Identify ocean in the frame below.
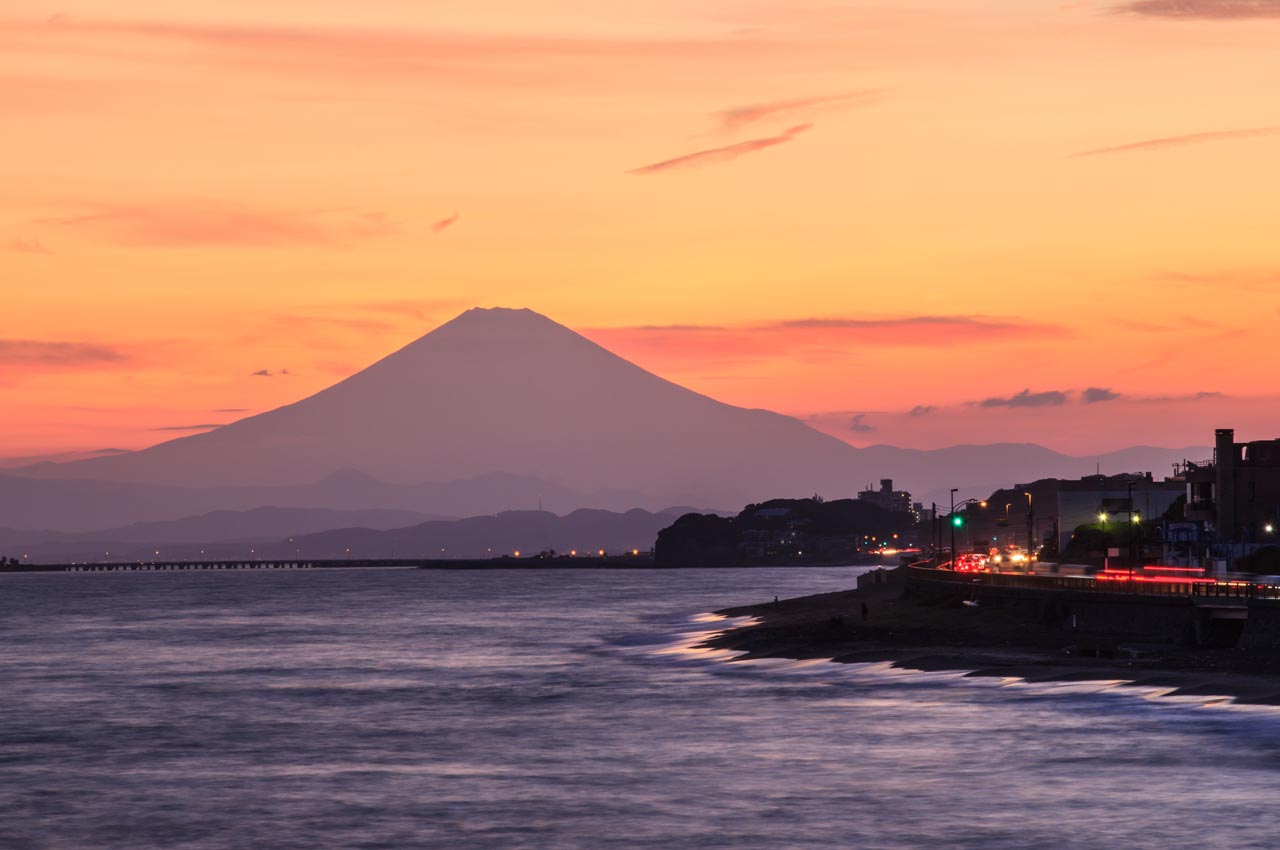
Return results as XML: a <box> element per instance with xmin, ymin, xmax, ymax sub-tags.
<box><xmin>3</xmin><ymin>566</ymin><xmax>1279</xmax><ymax>849</ymax></box>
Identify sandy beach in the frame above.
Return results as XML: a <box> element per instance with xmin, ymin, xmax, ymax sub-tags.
<box><xmin>709</xmin><ymin>568</ymin><xmax>1280</xmax><ymax>705</ymax></box>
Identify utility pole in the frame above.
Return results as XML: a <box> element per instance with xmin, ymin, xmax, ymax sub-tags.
<box><xmin>1024</xmin><ymin>491</ymin><xmax>1034</xmax><ymax>554</ymax></box>
<box><xmin>1127</xmin><ymin>480</ymin><xmax>1137</xmax><ymax>572</ymax></box>
<box><xmin>949</xmin><ymin>488</ymin><xmax>958</xmax><ymax>567</ymax></box>
<box><xmin>931</xmin><ymin>502</ymin><xmax>939</xmax><ymax>567</ymax></box>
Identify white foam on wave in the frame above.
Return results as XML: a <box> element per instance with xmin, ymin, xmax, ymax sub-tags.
<box><xmin>639</xmin><ymin>611</ymin><xmax>1280</xmax><ymax>717</ymax></box>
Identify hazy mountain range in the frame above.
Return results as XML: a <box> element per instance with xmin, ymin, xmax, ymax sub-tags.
<box><xmin>0</xmin><ymin>506</ymin><xmax>691</xmax><ymax>564</ymax></box>
<box><xmin>5</xmin><ymin>307</ymin><xmax>1206</xmax><ymax>539</ymax></box>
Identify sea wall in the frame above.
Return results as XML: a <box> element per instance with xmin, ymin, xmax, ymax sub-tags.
<box><xmin>1240</xmin><ymin>599</ymin><xmax>1280</xmax><ymax>649</ymax></box>
<box><xmin>907</xmin><ymin>569</ymin><xmax>1198</xmax><ymax>645</ymax></box>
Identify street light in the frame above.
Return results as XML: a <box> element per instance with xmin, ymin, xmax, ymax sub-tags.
<box><xmin>950</xmin><ymin>488</ymin><xmax>959</xmax><ymax>567</ymax></box>
<box><xmin>1023</xmin><ymin>491</ymin><xmax>1035</xmax><ymax>553</ymax></box>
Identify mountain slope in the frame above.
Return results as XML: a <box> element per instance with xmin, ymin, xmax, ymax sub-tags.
<box><xmin>27</xmin><ymin>308</ymin><xmax>871</xmax><ymax>507</ymax></box>
<box><xmin>18</xmin><ymin>307</ymin><xmax>1207</xmax><ymax>528</ymax></box>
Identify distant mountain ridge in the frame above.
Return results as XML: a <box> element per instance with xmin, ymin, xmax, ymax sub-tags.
<box><xmin>9</xmin><ymin>307</ymin><xmax>1208</xmax><ymax>531</ymax></box>
<box><xmin>3</xmin><ymin>507</ymin><xmax>689</xmax><ymax>564</ymax></box>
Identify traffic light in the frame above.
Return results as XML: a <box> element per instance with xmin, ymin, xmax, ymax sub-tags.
<box><xmin>952</xmin><ymin>514</ymin><xmax>964</xmax><ymax>528</ymax></box>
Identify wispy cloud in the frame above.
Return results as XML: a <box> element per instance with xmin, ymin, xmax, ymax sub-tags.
<box><xmin>778</xmin><ymin>316</ymin><xmax>1048</xmax><ymax>334</ymax></box>
<box><xmin>583</xmin><ymin>315</ymin><xmax>1063</xmax><ymax>372</ymax></box>
<box><xmin>1070</xmin><ymin>126</ymin><xmax>1280</xmax><ymax>157</ymax></box>
<box><xmin>250</xmin><ymin>369</ymin><xmax>274</xmax><ymax>377</ymax></box>
<box><xmin>0</xmin><ymin>339</ymin><xmax>126</xmax><ymax>367</ymax></box>
<box><xmin>586</xmin><ymin>315</ymin><xmax>1062</xmax><ymax>366</ymax></box>
<box><xmin>37</xmin><ymin>203</ymin><xmax>395</xmax><ymax>248</ymax></box>
<box><xmin>432</xmin><ymin>212</ymin><xmax>459</xmax><ymax>234</ymax></box>
<box><xmin>8</xmin><ymin>236</ymin><xmax>53</xmax><ymax>254</ymax></box>
<box><xmin>628</xmin><ymin>124</ymin><xmax>812</xmax><ymax>175</ymax></box>
<box><xmin>908</xmin><ymin>404</ymin><xmax>937</xmax><ymax>417</ymax></box>
<box><xmin>716</xmin><ymin>90</ymin><xmax>884</xmax><ymax>133</ymax></box>
<box><xmin>3</xmin><ymin>16</ymin><xmax>804</xmax><ymax>88</ymax></box>
<box><xmin>1112</xmin><ymin>0</ymin><xmax>1280</xmax><ymax>19</ymax></box>
<box><xmin>212</xmin><ymin>408</ymin><xmax>250</xmax><ymax>413</ymax></box>
<box><xmin>1156</xmin><ymin>268</ymin><xmax>1280</xmax><ymax>292</ymax></box>
<box><xmin>1082</xmin><ymin>387</ymin><xmax>1121</xmax><ymax>403</ymax></box>
<box><xmin>849</xmin><ymin>413</ymin><xmax>876</xmax><ymax>433</ymax></box>
<box><xmin>150</xmin><ymin>423</ymin><xmax>225</xmax><ymax>432</ymax></box>
<box><xmin>1135</xmin><ymin>390</ymin><xmax>1224</xmax><ymax>403</ymax></box>
<box><xmin>268</xmin><ymin>314</ymin><xmax>393</xmax><ymax>333</ymax></box>
<box><xmin>978</xmin><ymin>389</ymin><xmax>1069</xmax><ymax>408</ymax></box>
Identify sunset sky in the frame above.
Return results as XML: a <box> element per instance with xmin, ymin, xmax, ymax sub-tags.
<box><xmin>4</xmin><ymin>0</ymin><xmax>1280</xmax><ymax>460</ymax></box>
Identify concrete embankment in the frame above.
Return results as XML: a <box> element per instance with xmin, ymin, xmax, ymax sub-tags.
<box><xmin>708</xmin><ymin>566</ymin><xmax>1280</xmax><ymax>701</ymax></box>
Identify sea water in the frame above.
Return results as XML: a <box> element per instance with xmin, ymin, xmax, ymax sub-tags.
<box><xmin>3</xmin><ymin>567</ymin><xmax>1279</xmax><ymax>849</ymax></box>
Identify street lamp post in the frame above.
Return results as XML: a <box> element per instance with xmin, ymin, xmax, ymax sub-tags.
<box><xmin>1024</xmin><ymin>491</ymin><xmax>1034</xmax><ymax>554</ymax></box>
<box><xmin>931</xmin><ymin>502</ymin><xmax>940</xmax><ymax>567</ymax></box>
<box><xmin>950</xmin><ymin>488</ymin><xmax>958</xmax><ymax>567</ymax></box>
<box><xmin>1127</xmin><ymin>481</ymin><xmax>1137</xmax><ymax>572</ymax></box>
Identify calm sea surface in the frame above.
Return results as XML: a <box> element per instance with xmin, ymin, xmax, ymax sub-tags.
<box><xmin>3</xmin><ymin>567</ymin><xmax>1280</xmax><ymax>850</ymax></box>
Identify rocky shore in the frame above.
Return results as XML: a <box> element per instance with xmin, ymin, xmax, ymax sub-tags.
<box><xmin>708</xmin><ymin>567</ymin><xmax>1280</xmax><ymax>705</ymax></box>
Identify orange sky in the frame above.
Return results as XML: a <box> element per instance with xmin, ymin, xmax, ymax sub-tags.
<box><xmin>4</xmin><ymin>0</ymin><xmax>1280</xmax><ymax>460</ymax></box>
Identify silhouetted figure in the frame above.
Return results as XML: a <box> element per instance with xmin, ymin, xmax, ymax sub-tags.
<box><xmin>860</xmin><ymin>602</ymin><xmax>869</xmax><ymax>621</ymax></box>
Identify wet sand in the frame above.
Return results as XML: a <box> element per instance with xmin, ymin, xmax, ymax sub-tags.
<box><xmin>708</xmin><ymin>570</ymin><xmax>1280</xmax><ymax>705</ymax></box>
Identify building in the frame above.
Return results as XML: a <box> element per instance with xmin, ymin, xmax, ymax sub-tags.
<box><xmin>1181</xmin><ymin>428</ymin><xmax>1280</xmax><ymax>545</ymax></box>
<box><xmin>857</xmin><ymin>479</ymin><xmax>913</xmax><ymax>515</ymax></box>
<box><xmin>1056</xmin><ymin>473</ymin><xmax>1183</xmax><ymax>552</ymax></box>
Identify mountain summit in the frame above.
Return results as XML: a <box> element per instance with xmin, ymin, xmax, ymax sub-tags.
<box><xmin>32</xmin><ymin>307</ymin><xmax>868</xmax><ymax>507</ymax></box>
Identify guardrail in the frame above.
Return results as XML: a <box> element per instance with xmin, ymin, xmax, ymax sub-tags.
<box><xmin>908</xmin><ymin>566</ymin><xmax>1280</xmax><ymax>601</ymax></box>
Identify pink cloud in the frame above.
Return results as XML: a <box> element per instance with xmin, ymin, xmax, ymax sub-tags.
<box><xmin>37</xmin><ymin>203</ymin><xmax>394</xmax><ymax>247</ymax></box>
<box><xmin>627</xmin><ymin>124</ymin><xmax>813</xmax><ymax>175</ymax></box>
<box><xmin>1071</xmin><ymin>126</ymin><xmax>1280</xmax><ymax>157</ymax></box>
<box><xmin>2</xmin><ymin>16</ymin><xmax>800</xmax><ymax>86</ymax></box>
<box><xmin>432</xmin><ymin>212</ymin><xmax>459</xmax><ymax>234</ymax></box>
<box><xmin>7</xmin><ymin>236</ymin><xmax>53</xmax><ymax>254</ymax></box>
<box><xmin>1112</xmin><ymin>0</ymin><xmax>1280</xmax><ymax>19</ymax></box>
<box><xmin>0</xmin><ymin>339</ymin><xmax>126</xmax><ymax>368</ymax></box>
<box><xmin>716</xmin><ymin>90</ymin><xmax>884</xmax><ymax>133</ymax></box>
<box><xmin>585</xmin><ymin>315</ymin><xmax>1065</xmax><ymax>365</ymax></box>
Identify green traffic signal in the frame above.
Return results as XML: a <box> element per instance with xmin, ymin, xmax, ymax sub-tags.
<box><xmin>952</xmin><ymin>515</ymin><xmax>964</xmax><ymax>528</ymax></box>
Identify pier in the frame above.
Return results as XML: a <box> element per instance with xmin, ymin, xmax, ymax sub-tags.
<box><xmin>2</xmin><ymin>558</ymin><xmax>429</xmax><ymax>574</ymax></box>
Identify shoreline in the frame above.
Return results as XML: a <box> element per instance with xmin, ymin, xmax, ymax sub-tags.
<box><xmin>0</xmin><ymin>558</ymin><xmax>883</xmax><ymax>574</ymax></box>
<box><xmin>706</xmin><ymin>571</ymin><xmax>1280</xmax><ymax>706</ymax></box>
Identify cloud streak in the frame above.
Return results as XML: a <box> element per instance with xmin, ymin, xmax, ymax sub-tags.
<box><xmin>978</xmin><ymin>389</ymin><xmax>1069</xmax><ymax>408</ymax></box>
<box><xmin>3</xmin><ymin>16</ymin><xmax>813</xmax><ymax>89</ymax></box>
<box><xmin>716</xmin><ymin>90</ymin><xmax>884</xmax><ymax>133</ymax></box>
<box><xmin>628</xmin><ymin>124</ymin><xmax>812</xmax><ymax>175</ymax></box>
<box><xmin>0</xmin><ymin>339</ymin><xmax>126</xmax><ymax>367</ymax></box>
<box><xmin>1112</xmin><ymin>0</ymin><xmax>1280</xmax><ymax>19</ymax></box>
<box><xmin>8</xmin><ymin>236</ymin><xmax>53</xmax><ymax>254</ymax></box>
<box><xmin>1071</xmin><ymin>126</ymin><xmax>1280</xmax><ymax>157</ymax></box>
<box><xmin>1082</xmin><ymin>387</ymin><xmax>1121</xmax><ymax>403</ymax></box>
<box><xmin>37</xmin><ymin>203</ymin><xmax>394</xmax><ymax>247</ymax></box>
<box><xmin>583</xmin><ymin>314</ymin><xmax>1064</xmax><ymax>371</ymax></box>
<box><xmin>150</xmin><ymin>423</ymin><xmax>226</xmax><ymax>432</ymax></box>
<box><xmin>432</xmin><ymin>212</ymin><xmax>459</xmax><ymax>234</ymax></box>
<box><xmin>849</xmin><ymin>413</ymin><xmax>876</xmax><ymax>433</ymax></box>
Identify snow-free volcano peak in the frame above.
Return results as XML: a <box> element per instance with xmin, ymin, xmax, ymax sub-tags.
<box><xmin>24</xmin><ymin>307</ymin><xmax>866</xmax><ymax>507</ymax></box>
